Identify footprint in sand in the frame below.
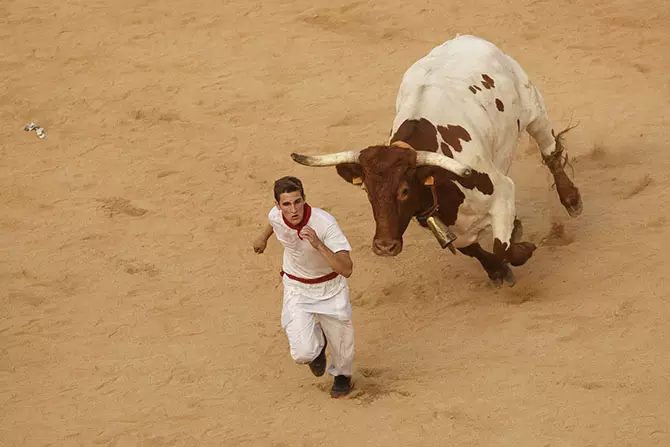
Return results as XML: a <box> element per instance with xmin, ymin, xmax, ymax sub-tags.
<box><xmin>98</xmin><ymin>197</ymin><xmax>148</xmax><ymax>217</ymax></box>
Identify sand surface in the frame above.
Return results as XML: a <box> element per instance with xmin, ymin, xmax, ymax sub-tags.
<box><xmin>2</xmin><ymin>0</ymin><xmax>670</xmax><ymax>445</ymax></box>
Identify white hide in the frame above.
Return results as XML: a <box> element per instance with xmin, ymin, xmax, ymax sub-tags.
<box><xmin>390</xmin><ymin>34</ymin><xmax>559</xmax><ymax>248</ymax></box>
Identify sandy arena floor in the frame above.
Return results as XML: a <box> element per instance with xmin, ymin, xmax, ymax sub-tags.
<box><xmin>2</xmin><ymin>0</ymin><xmax>670</xmax><ymax>445</ymax></box>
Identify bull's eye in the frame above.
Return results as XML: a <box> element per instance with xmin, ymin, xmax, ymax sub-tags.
<box><xmin>398</xmin><ymin>186</ymin><xmax>410</xmax><ymax>200</ymax></box>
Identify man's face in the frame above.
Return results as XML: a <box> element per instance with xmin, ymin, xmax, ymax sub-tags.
<box><xmin>276</xmin><ymin>190</ymin><xmax>305</xmax><ymax>225</ymax></box>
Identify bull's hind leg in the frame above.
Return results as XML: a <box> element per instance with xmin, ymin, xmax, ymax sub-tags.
<box><xmin>490</xmin><ymin>176</ymin><xmax>536</xmax><ymax>268</ymax></box>
<box><xmin>525</xmin><ymin>96</ymin><xmax>583</xmax><ymax>217</ymax></box>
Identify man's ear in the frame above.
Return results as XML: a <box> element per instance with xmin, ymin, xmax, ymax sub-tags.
<box><xmin>336</xmin><ymin>163</ymin><xmax>364</xmax><ymax>185</ymax></box>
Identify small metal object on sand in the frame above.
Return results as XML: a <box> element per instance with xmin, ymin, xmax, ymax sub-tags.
<box><xmin>24</xmin><ymin>122</ymin><xmax>46</xmax><ymax>139</ymax></box>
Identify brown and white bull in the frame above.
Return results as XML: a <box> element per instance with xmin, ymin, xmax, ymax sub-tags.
<box><xmin>291</xmin><ymin>35</ymin><xmax>582</xmax><ymax>285</ymax></box>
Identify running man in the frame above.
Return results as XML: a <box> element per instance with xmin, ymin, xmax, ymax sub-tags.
<box><xmin>253</xmin><ymin>176</ymin><xmax>355</xmax><ymax>397</ymax></box>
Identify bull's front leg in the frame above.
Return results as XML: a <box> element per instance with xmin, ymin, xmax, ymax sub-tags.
<box><xmin>458</xmin><ymin>243</ymin><xmax>515</xmax><ymax>287</ymax></box>
<box><xmin>490</xmin><ymin>177</ymin><xmax>536</xmax><ymax>268</ymax></box>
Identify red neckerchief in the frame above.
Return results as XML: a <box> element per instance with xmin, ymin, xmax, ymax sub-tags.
<box><xmin>282</xmin><ymin>203</ymin><xmax>312</xmax><ymax>240</ymax></box>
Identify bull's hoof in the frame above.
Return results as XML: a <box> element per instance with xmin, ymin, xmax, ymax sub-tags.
<box><xmin>491</xmin><ymin>275</ymin><xmax>504</xmax><ymax>288</ymax></box>
<box><xmin>564</xmin><ymin>191</ymin><xmax>583</xmax><ymax>217</ymax></box>
<box><xmin>489</xmin><ymin>265</ymin><xmax>516</xmax><ymax>288</ymax></box>
<box><xmin>503</xmin><ymin>265</ymin><xmax>516</xmax><ymax>287</ymax></box>
<box><xmin>556</xmin><ymin>174</ymin><xmax>583</xmax><ymax>217</ymax></box>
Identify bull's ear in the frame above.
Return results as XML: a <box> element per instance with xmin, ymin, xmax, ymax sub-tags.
<box><xmin>415</xmin><ymin>166</ymin><xmax>440</xmax><ymax>186</ymax></box>
<box><xmin>336</xmin><ymin>163</ymin><xmax>364</xmax><ymax>185</ymax></box>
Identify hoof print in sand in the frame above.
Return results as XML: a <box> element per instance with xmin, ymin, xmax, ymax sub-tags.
<box><xmin>98</xmin><ymin>197</ymin><xmax>148</xmax><ymax>217</ymax></box>
<box><xmin>540</xmin><ymin>221</ymin><xmax>575</xmax><ymax>247</ymax></box>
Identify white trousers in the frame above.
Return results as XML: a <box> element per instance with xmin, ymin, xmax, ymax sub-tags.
<box><xmin>281</xmin><ymin>276</ymin><xmax>355</xmax><ymax>377</ymax></box>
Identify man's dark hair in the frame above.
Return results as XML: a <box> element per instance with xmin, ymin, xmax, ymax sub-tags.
<box><xmin>274</xmin><ymin>176</ymin><xmax>305</xmax><ymax>202</ymax></box>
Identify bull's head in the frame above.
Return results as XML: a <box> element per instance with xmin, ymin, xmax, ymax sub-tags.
<box><xmin>291</xmin><ymin>143</ymin><xmax>471</xmax><ymax>256</ymax></box>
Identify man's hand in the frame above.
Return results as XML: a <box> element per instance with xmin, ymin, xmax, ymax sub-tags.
<box><xmin>253</xmin><ymin>224</ymin><xmax>274</xmax><ymax>254</ymax></box>
<box><xmin>300</xmin><ymin>226</ymin><xmax>323</xmax><ymax>249</ymax></box>
<box><xmin>253</xmin><ymin>237</ymin><xmax>268</xmax><ymax>254</ymax></box>
<box><xmin>301</xmin><ymin>225</ymin><xmax>353</xmax><ymax>278</ymax></box>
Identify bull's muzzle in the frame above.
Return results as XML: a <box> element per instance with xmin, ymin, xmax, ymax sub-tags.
<box><xmin>372</xmin><ymin>238</ymin><xmax>403</xmax><ymax>256</ymax></box>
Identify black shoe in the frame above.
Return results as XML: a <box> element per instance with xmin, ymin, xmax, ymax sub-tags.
<box><xmin>308</xmin><ymin>335</ymin><xmax>327</xmax><ymax>377</ymax></box>
<box><xmin>330</xmin><ymin>375</ymin><xmax>352</xmax><ymax>398</ymax></box>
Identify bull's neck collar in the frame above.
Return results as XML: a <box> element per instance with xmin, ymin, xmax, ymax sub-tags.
<box><xmin>415</xmin><ymin>185</ymin><xmax>439</xmax><ymax>222</ymax></box>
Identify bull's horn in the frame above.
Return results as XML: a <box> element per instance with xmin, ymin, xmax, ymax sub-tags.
<box><xmin>290</xmin><ymin>150</ymin><xmax>360</xmax><ymax>167</ymax></box>
<box><xmin>415</xmin><ymin>151</ymin><xmax>472</xmax><ymax>177</ymax></box>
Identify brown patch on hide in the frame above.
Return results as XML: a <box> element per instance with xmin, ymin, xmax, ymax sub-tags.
<box><xmin>437</xmin><ymin>125</ymin><xmax>471</xmax><ymax>153</ymax></box>
<box><xmin>446</xmin><ymin>170</ymin><xmax>494</xmax><ymax>195</ymax></box>
<box><xmin>440</xmin><ymin>142</ymin><xmax>453</xmax><ymax>158</ymax></box>
<box><xmin>391</xmin><ymin>118</ymin><xmax>438</xmax><ymax>151</ymax></box>
<box><xmin>481</xmin><ymin>74</ymin><xmax>495</xmax><ymax>89</ymax></box>
<box><xmin>432</xmin><ymin>171</ymin><xmax>466</xmax><ymax>227</ymax></box>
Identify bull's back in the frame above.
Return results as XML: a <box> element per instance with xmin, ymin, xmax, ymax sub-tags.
<box><xmin>393</xmin><ymin>35</ymin><xmax>533</xmax><ymax>172</ymax></box>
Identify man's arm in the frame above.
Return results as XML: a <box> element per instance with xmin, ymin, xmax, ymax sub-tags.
<box><xmin>300</xmin><ymin>226</ymin><xmax>353</xmax><ymax>278</ymax></box>
<box><xmin>316</xmin><ymin>246</ymin><xmax>353</xmax><ymax>278</ymax></box>
<box><xmin>253</xmin><ymin>224</ymin><xmax>274</xmax><ymax>254</ymax></box>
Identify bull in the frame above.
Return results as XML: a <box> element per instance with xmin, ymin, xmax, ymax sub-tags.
<box><xmin>291</xmin><ymin>35</ymin><xmax>582</xmax><ymax>286</ymax></box>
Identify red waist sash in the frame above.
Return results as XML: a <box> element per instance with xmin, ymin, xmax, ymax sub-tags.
<box><xmin>280</xmin><ymin>270</ymin><xmax>339</xmax><ymax>284</ymax></box>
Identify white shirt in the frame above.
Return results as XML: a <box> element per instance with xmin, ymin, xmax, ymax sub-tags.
<box><xmin>268</xmin><ymin>205</ymin><xmax>352</xmax><ymax>300</ymax></box>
